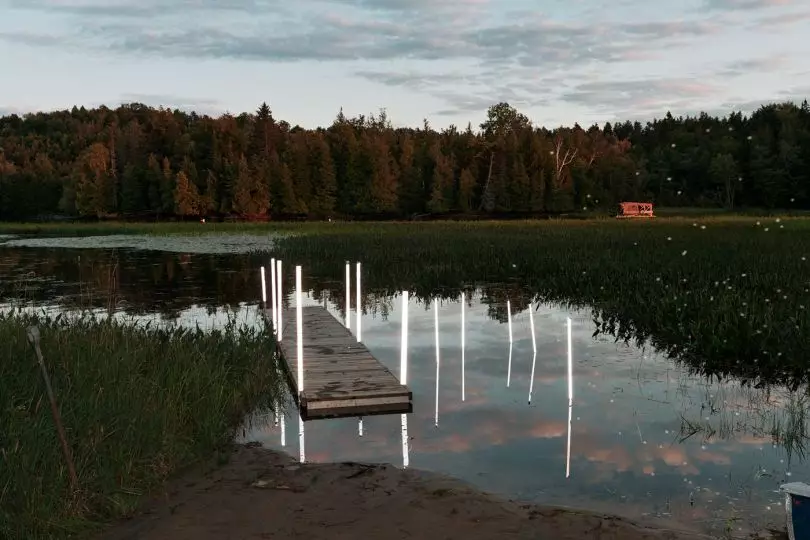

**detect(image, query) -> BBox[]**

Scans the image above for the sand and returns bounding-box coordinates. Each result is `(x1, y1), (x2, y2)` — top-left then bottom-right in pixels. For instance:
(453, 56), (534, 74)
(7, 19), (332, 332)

(93, 443), (760, 540)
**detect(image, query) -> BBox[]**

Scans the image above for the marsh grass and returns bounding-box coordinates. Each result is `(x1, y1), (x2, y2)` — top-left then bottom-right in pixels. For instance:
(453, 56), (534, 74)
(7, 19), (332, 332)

(678, 388), (810, 465)
(0, 309), (284, 539)
(270, 218), (810, 389)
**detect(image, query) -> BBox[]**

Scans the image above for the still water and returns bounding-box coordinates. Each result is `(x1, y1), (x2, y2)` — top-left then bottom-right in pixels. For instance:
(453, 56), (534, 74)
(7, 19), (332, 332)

(0, 240), (799, 537)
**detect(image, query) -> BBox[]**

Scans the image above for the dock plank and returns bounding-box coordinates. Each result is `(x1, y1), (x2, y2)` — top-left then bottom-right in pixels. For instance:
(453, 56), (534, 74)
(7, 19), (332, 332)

(262, 306), (411, 420)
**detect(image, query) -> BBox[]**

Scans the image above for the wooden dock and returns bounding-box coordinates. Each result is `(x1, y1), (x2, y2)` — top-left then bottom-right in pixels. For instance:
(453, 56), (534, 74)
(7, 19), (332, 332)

(264, 306), (412, 420)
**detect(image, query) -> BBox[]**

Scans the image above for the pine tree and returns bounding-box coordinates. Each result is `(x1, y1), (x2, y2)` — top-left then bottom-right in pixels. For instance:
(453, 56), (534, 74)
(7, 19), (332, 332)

(145, 154), (162, 213)
(309, 134), (337, 216)
(457, 167), (476, 212)
(160, 157), (175, 214)
(120, 163), (143, 213)
(203, 169), (219, 214)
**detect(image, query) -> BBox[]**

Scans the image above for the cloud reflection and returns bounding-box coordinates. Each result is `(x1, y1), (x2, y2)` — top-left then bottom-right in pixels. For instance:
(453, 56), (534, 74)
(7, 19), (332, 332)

(242, 290), (799, 536)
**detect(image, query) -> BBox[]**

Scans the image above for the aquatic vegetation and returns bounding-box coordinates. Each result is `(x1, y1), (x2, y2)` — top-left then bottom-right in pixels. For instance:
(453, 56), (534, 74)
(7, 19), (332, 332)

(272, 218), (810, 389)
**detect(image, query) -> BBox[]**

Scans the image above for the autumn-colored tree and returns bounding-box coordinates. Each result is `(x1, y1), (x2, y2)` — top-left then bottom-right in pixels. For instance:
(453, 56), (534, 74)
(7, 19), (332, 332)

(70, 142), (115, 217)
(145, 154), (162, 213)
(174, 170), (201, 216)
(365, 132), (399, 213)
(309, 133), (337, 216)
(427, 141), (454, 213)
(1, 100), (810, 221)
(232, 155), (269, 216)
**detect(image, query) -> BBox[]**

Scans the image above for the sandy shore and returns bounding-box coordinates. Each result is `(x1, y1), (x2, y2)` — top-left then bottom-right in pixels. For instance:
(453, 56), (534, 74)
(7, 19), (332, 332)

(100, 443), (765, 540)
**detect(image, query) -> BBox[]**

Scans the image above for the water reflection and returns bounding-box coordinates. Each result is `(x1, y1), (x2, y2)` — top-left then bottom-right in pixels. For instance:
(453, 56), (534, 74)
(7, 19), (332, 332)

(242, 290), (794, 537)
(0, 246), (804, 537)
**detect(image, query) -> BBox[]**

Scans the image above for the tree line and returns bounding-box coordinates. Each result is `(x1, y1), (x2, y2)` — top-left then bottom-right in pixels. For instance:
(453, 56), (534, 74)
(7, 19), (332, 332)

(0, 99), (808, 220)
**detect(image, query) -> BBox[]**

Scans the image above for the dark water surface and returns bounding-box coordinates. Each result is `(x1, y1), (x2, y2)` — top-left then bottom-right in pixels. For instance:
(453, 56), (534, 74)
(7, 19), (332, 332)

(0, 240), (799, 537)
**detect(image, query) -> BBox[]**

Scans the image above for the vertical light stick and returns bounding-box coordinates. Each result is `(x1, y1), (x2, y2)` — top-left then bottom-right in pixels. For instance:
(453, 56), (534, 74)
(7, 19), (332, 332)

(401, 413), (409, 468)
(276, 260), (283, 341)
(296, 266), (303, 395)
(345, 262), (351, 328)
(260, 266), (266, 303)
(567, 317), (573, 402)
(356, 262), (361, 341)
(434, 299), (440, 427)
(528, 304), (537, 404)
(400, 291), (408, 384)
(270, 258), (277, 334)
(461, 291), (465, 402)
(566, 317), (573, 478)
(400, 291), (410, 467)
(506, 299), (513, 387)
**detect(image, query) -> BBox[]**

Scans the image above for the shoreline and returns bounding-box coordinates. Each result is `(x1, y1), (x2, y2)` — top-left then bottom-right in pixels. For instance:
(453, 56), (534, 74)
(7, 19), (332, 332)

(99, 443), (765, 540)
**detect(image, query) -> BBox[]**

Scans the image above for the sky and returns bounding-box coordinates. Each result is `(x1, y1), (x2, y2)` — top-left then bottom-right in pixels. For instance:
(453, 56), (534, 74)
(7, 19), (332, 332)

(0, 0), (809, 130)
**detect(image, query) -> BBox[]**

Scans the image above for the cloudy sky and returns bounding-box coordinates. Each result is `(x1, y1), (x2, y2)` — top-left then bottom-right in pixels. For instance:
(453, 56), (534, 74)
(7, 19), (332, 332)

(0, 0), (808, 129)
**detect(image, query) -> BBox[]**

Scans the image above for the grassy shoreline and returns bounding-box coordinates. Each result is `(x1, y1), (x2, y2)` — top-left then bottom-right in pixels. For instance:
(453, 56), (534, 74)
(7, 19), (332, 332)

(0, 310), (284, 539)
(0, 208), (809, 238)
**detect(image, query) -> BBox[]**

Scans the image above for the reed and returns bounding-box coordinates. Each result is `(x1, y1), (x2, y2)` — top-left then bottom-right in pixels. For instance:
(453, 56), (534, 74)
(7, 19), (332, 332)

(0, 309), (284, 539)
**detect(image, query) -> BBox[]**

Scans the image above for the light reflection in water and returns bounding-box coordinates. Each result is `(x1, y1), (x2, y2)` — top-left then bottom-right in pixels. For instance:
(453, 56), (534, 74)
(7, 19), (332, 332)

(434, 299), (440, 428)
(506, 299), (513, 388)
(461, 292), (465, 402)
(528, 303), (536, 404)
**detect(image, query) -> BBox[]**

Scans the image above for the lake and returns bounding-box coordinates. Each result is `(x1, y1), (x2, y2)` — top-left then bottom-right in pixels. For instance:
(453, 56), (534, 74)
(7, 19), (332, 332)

(0, 234), (799, 538)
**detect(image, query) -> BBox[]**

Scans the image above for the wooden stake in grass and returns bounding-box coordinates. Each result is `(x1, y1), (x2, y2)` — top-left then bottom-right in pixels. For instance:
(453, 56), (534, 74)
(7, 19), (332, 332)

(26, 325), (79, 492)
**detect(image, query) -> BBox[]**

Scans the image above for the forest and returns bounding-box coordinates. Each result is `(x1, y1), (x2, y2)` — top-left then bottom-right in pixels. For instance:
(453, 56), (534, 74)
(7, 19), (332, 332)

(0, 99), (808, 220)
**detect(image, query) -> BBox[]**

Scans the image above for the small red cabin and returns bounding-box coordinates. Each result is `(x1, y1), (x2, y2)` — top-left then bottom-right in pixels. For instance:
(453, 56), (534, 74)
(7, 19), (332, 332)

(616, 202), (654, 218)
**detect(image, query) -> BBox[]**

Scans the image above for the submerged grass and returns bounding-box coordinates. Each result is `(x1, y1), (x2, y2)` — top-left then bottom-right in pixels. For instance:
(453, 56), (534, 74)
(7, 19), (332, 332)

(0, 309), (284, 539)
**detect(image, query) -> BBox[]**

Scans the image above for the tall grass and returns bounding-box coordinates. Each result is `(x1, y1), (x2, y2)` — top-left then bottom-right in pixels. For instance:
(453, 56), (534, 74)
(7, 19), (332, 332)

(0, 310), (284, 539)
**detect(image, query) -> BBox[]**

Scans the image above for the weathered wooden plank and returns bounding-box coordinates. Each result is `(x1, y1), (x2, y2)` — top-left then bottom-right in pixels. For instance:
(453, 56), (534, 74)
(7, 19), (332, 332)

(303, 374), (399, 383)
(304, 387), (411, 400)
(302, 372), (403, 383)
(306, 370), (386, 378)
(303, 371), (400, 381)
(262, 305), (410, 420)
